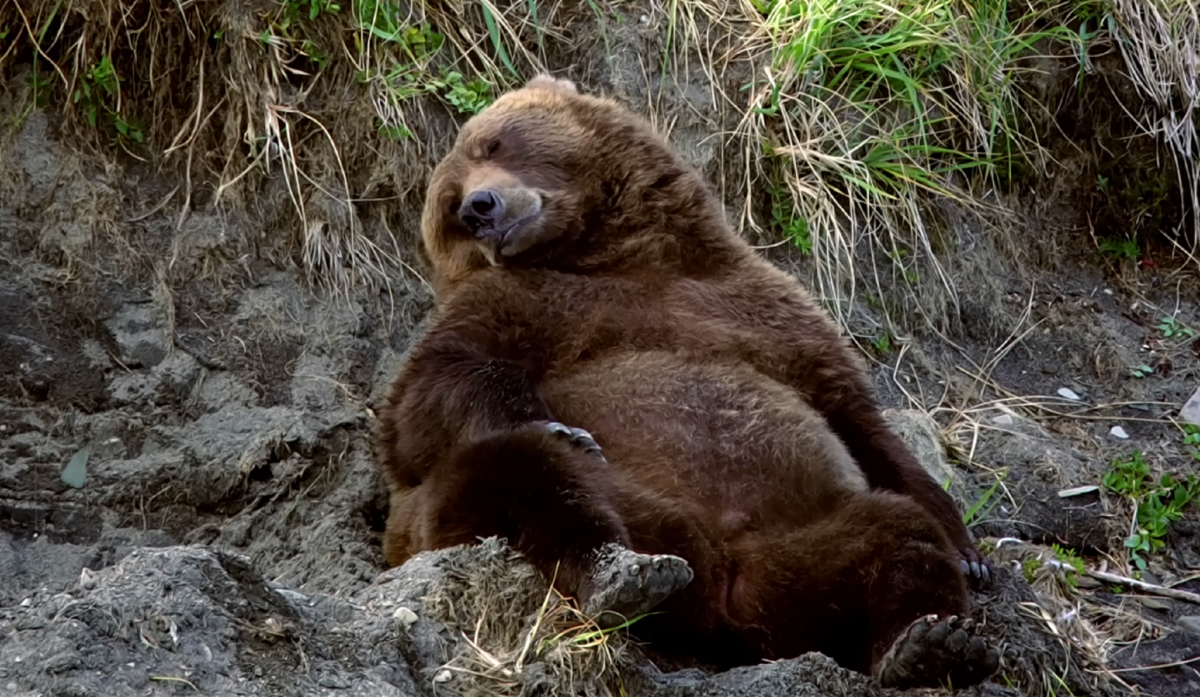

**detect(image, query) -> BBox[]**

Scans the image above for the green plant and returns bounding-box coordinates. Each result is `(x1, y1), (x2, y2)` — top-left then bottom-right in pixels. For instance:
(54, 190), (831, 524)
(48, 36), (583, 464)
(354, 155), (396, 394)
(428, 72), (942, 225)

(70, 56), (143, 143)
(963, 470), (1006, 527)
(73, 56), (119, 128)
(871, 332), (891, 354)
(281, 0), (340, 23)
(766, 181), (812, 254)
(1098, 237), (1141, 261)
(1022, 557), (1042, 583)
(1051, 543), (1085, 589)
(1095, 173), (1109, 192)
(1182, 424), (1200, 462)
(1129, 364), (1153, 379)
(428, 71), (493, 115)
(1159, 315), (1196, 339)
(1102, 450), (1200, 572)
(26, 71), (51, 109)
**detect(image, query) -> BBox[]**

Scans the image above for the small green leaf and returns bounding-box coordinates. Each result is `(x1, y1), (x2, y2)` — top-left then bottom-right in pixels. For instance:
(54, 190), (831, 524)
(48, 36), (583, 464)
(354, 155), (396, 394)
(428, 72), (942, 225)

(62, 448), (89, 488)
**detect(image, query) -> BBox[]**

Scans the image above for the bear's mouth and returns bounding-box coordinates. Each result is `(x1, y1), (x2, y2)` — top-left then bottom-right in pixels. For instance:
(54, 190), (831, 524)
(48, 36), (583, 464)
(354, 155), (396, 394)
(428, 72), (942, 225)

(472, 204), (544, 264)
(495, 211), (543, 257)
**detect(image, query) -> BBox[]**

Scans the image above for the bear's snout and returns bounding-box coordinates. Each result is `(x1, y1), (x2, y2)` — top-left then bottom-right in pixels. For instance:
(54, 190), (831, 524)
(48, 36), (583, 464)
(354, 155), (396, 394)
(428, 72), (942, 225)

(459, 189), (504, 235)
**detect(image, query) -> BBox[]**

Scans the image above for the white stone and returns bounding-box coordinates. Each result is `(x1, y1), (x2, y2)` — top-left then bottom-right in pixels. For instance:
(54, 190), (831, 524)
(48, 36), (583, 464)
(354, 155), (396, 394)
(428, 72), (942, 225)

(1181, 385), (1200, 427)
(1057, 387), (1081, 401)
(392, 606), (418, 628)
(1110, 426), (1129, 439)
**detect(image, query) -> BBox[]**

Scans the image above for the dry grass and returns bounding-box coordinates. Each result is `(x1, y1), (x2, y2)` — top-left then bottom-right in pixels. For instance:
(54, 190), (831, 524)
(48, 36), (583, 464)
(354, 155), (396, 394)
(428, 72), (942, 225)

(2, 0), (1194, 315)
(1109, 0), (1200, 256)
(422, 537), (640, 697)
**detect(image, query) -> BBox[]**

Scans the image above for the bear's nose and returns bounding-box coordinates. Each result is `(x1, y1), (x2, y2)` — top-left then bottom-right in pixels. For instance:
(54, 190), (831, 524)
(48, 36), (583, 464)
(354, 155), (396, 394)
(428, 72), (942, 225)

(459, 190), (504, 232)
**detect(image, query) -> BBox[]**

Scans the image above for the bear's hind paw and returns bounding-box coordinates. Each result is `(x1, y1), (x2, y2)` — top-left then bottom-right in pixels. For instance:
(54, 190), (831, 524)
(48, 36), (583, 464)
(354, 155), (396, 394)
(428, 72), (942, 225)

(876, 614), (1000, 690)
(581, 544), (693, 629)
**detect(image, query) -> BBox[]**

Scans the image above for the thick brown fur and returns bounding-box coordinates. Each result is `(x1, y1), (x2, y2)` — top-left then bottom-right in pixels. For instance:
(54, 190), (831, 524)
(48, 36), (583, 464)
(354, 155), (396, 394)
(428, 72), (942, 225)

(375, 75), (990, 679)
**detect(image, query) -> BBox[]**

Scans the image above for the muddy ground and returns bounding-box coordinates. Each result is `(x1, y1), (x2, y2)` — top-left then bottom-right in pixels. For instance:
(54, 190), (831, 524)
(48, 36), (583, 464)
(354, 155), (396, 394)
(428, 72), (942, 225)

(2, 11), (1200, 696)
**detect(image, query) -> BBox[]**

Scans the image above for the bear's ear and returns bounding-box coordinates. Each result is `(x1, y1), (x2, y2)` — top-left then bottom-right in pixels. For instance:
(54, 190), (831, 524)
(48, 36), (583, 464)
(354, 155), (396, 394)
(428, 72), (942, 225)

(524, 74), (579, 95)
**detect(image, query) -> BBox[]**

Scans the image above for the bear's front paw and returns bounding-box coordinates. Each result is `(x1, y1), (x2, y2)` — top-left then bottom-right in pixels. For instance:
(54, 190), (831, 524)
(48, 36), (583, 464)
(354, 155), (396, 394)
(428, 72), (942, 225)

(537, 421), (607, 462)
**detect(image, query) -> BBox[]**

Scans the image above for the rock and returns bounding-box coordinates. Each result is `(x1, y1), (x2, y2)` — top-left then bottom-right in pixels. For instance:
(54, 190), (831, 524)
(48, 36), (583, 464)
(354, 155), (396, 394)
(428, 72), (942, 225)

(1139, 597), (1173, 612)
(0, 539), (1025, 697)
(1057, 387), (1081, 401)
(1109, 426), (1129, 439)
(1178, 616), (1200, 636)
(105, 303), (169, 369)
(1182, 385), (1200, 427)
(392, 606), (418, 628)
(884, 409), (965, 497)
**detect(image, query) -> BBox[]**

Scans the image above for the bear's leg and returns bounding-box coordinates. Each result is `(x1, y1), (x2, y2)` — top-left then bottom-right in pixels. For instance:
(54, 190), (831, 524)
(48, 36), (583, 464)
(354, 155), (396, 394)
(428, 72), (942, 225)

(725, 490), (998, 688)
(417, 423), (692, 625)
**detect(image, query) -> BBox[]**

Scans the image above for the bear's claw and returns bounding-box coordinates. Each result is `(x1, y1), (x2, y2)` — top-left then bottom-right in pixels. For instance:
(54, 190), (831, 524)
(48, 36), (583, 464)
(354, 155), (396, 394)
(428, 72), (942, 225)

(582, 543), (694, 629)
(960, 558), (992, 585)
(876, 614), (1001, 690)
(539, 421), (606, 462)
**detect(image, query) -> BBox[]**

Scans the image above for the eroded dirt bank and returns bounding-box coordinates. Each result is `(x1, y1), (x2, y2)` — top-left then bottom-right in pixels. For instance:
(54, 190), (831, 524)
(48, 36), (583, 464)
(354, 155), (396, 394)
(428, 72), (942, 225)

(2, 10), (1200, 695)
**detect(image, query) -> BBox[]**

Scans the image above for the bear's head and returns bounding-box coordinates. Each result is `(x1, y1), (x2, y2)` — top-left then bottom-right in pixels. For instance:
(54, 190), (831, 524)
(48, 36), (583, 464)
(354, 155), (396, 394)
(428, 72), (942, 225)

(421, 74), (726, 294)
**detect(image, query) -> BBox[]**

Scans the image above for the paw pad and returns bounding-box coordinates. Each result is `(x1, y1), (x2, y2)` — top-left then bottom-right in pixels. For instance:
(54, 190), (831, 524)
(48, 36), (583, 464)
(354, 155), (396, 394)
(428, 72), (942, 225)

(877, 614), (1000, 690)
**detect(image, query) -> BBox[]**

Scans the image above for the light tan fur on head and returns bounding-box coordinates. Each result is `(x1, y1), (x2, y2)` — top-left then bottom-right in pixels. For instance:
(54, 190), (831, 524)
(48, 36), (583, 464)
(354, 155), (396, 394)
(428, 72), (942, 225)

(523, 74), (579, 95)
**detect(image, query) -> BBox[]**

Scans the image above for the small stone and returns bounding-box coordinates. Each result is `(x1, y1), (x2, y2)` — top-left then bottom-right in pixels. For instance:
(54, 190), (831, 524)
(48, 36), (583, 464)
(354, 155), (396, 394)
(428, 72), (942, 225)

(1110, 426), (1129, 439)
(80, 567), (97, 590)
(392, 606), (418, 628)
(434, 670), (453, 683)
(20, 598), (31, 607)
(1178, 616), (1200, 635)
(7, 683), (18, 692)
(1181, 385), (1200, 427)
(274, 588), (309, 605)
(992, 413), (1014, 426)
(1058, 388), (1081, 401)
(1140, 597), (1172, 611)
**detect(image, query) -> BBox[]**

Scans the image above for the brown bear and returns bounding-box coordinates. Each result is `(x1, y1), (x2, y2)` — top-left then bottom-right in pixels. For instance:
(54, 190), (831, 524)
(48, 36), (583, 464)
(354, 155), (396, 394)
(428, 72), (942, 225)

(375, 73), (999, 689)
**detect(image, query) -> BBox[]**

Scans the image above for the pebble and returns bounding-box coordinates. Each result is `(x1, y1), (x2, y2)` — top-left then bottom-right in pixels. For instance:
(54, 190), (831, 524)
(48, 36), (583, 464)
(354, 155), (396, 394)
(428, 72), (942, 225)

(1181, 385), (1200, 427)
(434, 670), (453, 683)
(1140, 597), (1172, 612)
(1178, 616), (1200, 635)
(392, 607), (418, 628)
(1110, 426), (1129, 439)
(1057, 387), (1081, 401)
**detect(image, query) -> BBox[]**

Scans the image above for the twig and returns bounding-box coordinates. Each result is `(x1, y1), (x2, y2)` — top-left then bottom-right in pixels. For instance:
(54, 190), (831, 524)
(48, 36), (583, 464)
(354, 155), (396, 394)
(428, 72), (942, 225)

(1087, 569), (1200, 604)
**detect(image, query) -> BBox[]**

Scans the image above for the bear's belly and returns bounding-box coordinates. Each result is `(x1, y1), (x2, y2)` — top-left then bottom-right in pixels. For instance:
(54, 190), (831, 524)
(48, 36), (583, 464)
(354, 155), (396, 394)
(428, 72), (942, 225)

(540, 350), (868, 531)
